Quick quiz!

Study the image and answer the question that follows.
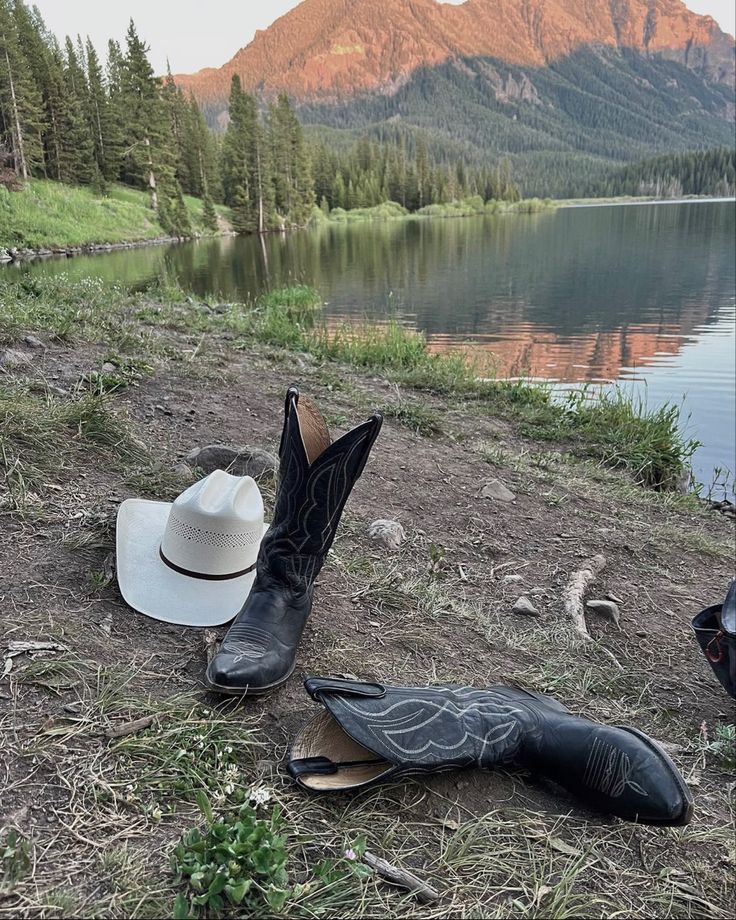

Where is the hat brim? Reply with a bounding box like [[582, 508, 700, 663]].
[[116, 499, 269, 628]]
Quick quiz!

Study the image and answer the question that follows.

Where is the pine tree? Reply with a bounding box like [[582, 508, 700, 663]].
[[119, 20, 173, 211], [201, 190, 218, 231], [59, 36, 95, 184], [85, 37, 117, 181], [0, 0, 44, 179]]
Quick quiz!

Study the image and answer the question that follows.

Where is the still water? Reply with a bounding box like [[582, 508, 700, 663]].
[[11, 200, 736, 491]]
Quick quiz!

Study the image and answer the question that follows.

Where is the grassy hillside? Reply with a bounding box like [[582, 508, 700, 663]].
[[0, 181, 230, 251]]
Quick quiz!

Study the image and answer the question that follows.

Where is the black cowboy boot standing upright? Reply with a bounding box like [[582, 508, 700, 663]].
[[206, 387, 383, 695]]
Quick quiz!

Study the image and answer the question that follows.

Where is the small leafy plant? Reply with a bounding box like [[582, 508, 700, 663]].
[[1, 830, 31, 891], [171, 795, 290, 919]]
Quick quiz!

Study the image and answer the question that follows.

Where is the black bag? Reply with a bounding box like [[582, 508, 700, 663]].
[[692, 579, 736, 699]]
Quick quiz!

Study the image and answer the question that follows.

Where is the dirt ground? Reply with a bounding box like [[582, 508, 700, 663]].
[[1, 326, 734, 919]]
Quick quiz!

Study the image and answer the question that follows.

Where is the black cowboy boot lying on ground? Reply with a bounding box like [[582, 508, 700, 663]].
[[288, 678, 693, 825], [206, 388, 383, 695]]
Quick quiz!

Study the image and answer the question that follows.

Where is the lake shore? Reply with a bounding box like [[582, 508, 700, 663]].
[[3, 181, 732, 265], [0, 277, 732, 918]]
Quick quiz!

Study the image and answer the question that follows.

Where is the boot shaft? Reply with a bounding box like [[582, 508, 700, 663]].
[[259, 387, 383, 588]]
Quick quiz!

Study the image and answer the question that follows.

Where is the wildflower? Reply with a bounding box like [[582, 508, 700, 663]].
[[344, 848, 358, 861], [250, 787, 272, 807]]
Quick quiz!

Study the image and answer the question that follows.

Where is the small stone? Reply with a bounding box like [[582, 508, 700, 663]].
[[368, 519, 406, 550], [0, 348, 32, 369], [528, 586, 547, 597], [502, 574, 523, 585], [23, 335, 44, 349], [586, 599, 621, 627], [480, 479, 516, 502], [101, 361, 117, 374], [187, 445, 279, 479], [512, 596, 539, 616], [174, 462, 196, 483]]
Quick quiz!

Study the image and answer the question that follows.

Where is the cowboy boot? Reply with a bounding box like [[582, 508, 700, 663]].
[[288, 678, 693, 825], [206, 388, 383, 695]]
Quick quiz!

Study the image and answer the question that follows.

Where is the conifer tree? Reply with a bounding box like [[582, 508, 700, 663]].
[[0, 0, 44, 178]]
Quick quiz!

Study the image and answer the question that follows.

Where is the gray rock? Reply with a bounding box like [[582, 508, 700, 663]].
[[480, 479, 516, 502], [174, 462, 196, 483], [368, 520, 406, 550], [23, 335, 44, 349], [101, 361, 118, 374], [512, 596, 539, 616], [502, 574, 523, 585], [586, 599, 621, 627], [0, 348, 32, 369], [187, 445, 279, 479]]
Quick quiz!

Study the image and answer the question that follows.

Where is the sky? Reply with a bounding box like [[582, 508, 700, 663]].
[[31, 0, 736, 75]]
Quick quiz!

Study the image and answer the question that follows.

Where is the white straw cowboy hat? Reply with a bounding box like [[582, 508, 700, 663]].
[[116, 470, 268, 627]]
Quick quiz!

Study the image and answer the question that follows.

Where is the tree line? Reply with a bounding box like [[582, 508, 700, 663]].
[[585, 148, 736, 199]]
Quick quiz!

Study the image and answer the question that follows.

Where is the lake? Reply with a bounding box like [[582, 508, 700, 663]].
[[7, 200, 735, 493]]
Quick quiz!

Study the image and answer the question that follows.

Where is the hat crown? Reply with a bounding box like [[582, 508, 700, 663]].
[[161, 470, 264, 577]]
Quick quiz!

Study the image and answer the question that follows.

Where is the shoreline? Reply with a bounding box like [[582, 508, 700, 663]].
[[2, 195, 732, 266]]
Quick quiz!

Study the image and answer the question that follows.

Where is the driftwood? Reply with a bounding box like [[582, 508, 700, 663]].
[[562, 554, 606, 641], [363, 850, 440, 903], [203, 630, 219, 666], [104, 715, 156, 740]]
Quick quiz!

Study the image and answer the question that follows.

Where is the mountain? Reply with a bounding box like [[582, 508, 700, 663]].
[[176, 0, 735, 196], [178, 0, 734, 111]]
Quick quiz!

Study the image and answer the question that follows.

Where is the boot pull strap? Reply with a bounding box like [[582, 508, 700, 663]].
[[305, 677, 386, 699], [288, 756, 385, 778]]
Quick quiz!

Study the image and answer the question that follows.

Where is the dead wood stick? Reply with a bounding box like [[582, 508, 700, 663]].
[[562, 554, 606, 641], [363, 851, 440, 903], [203, 630, 219, 667], [104, 714, 156, 740]]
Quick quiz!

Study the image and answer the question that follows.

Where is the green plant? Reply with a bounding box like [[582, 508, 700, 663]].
[[381, 402, 443, 436], [699, 722, 736, 771], [171, 797, 290, 918], [1, 830, 31, 890]]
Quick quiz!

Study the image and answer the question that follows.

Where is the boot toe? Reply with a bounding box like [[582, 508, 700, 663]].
[[574, 725, 693, 825], [206, 649, 291, 695]]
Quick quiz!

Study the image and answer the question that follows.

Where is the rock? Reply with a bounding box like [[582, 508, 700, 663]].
[[0, 348, 32, 369], [101, 361, 118, 374], [586, 599, 621, 627], [174, 462, 196, 483], [187, 445, 279, 479], [48, 385, 68, 398], [512, 596, 539, 616], [368, 520, 406, 550], [23, 335, 44, 349], [0, 248, 12, 263], [502, 574, 523, 585], [479, 479, 516, 502]]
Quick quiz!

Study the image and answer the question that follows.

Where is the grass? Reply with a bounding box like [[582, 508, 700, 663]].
[[0, 180, 229, 250], [0, 379, 147, 511]]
